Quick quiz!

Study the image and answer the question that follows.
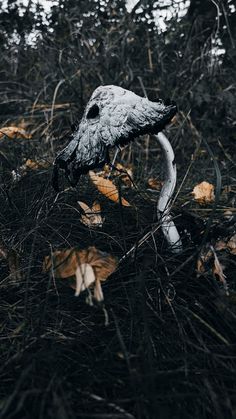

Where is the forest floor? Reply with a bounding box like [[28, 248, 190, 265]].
[[0, 113, 236, 419]]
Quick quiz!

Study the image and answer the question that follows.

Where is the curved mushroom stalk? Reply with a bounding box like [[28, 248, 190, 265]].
[[156, 132, 182, 253]]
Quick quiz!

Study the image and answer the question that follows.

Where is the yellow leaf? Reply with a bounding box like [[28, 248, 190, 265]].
[[89, 171, 131, 206], [43, 246, 118, 302], [0, 126, 32, 140], [78, 200, 104, 228], [192, 181, 215, 205]]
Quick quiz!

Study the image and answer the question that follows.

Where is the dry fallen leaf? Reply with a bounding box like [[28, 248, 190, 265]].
[[43, 246, 118, 302], [192, 181, 215, 205], [170, 115, 177, 125], [227, 234, 236, 255], [32, 103, 71, 111], [0, 241, 21, 280], [78, 200, 104, 228], [24, 159, 50, 170], [211, 246, 228, 292], [89, 171, 131, 206], [114, 163, 133, 187], [197, 245, 228, 292], [215, 240, 227, 252], [196, 247, 213, 275], [215, 234, 236, 255], [212, 250, 227, 286], [95, 163, 134, 187], [0, 126, 32, 140], [147, 178, 163, 190]]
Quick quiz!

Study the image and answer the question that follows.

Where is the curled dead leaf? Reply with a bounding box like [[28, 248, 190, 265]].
[[196, 247, 213, 275], [24, 159, 50, 170], [78, 200, 104, 228], [215, 240, 227, 252], [227, 234, 236, 255], [192, 181, 215, 205], [32, 103, 71, 111], [147, 178, 163, 190], [196, 245, 228, 292], [95, 163, 134, 187], [89, 171, 131, 206], [170, 115, 177, 125], [0, 241, 21, 280], [43, 246, 118, 302], [114, 163, 133, 187], [215, 234, 236, 256], [0, 126, 32, 140]]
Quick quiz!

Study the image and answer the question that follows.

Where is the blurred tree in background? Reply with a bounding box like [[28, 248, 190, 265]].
[[0, 3, 236, 418], [0, 0, 235, 143]]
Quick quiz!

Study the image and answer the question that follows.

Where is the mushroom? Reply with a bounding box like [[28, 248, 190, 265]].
[[53, 85, 182, 252]]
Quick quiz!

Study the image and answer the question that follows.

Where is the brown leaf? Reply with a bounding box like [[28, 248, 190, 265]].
[[8, 249, 22, 280], [227, 234, 236, 255], [212, 251, 227, 285], [114, 163, 133, 187], [215, 234, 236, 255], [95, 163, 133, 187], [192, 181, 215, 205], [215, 240, 227, 252], [196, 247, 213, 275], [24, 159, 50, 170], [196, 245, 228, 292], [78, 200, 104, 228], [32, 103, 71, 111], [43, 246, 118, 302], [89, 171, 131, 206], [170, 115, 177, 125], [0, 241, 21, 280], [0, 126, 32, 140], [147, 178, 163, 190]]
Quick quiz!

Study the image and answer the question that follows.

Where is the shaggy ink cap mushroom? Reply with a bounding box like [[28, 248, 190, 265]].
[[52, 85, 182, 253], [53, 85, 177, 186]]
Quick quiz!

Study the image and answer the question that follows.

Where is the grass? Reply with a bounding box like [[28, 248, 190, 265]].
[[0, 118, 236, 419]]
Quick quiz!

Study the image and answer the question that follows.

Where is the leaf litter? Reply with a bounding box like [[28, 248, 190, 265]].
[[89, 170, 131, 206], [78, 200, 104, 228], [192, 181, 215, 204], [43, 246, 118, 302]]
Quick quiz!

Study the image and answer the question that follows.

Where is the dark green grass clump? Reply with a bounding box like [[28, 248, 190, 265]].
[[0, 131, 236, 419]]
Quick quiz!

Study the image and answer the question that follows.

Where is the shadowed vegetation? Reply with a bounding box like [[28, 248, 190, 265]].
[[0, 1, 236, 418]]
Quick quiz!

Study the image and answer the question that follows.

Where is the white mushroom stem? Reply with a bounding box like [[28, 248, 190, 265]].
[[155, 132, 182, 253]]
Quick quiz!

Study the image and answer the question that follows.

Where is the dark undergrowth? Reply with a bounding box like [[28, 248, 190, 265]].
[[0, 116, 236, 419]]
